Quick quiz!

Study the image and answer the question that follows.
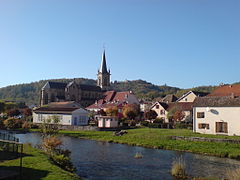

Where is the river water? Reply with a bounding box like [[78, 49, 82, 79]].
[[12, 132, 240, 180]]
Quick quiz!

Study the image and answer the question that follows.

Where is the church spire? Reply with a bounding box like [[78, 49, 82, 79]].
[[97, 50, 111, 90], [100, 50, 108, 74]]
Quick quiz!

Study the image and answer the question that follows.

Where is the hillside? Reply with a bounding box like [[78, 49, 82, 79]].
[[0, 78, 217, 105]]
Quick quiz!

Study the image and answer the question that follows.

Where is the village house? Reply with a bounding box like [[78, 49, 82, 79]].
[[96, 115, 119, 128], [151, 101, 193, 123], [177, 91, 209, 103], [33, 101, 89, 126], [193, 96, 240, 136], [208, 84, 240, 97], [86, 90, 139, 113], [139, 99, 153, 112]]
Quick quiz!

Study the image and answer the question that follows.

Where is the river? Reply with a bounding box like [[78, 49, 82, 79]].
[[12, 132, 240, 180]]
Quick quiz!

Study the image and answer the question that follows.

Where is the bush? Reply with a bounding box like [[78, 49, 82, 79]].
[[141, 121, 149, 127], [171, 156, 187, 178], [51, 153, 75, 172], [3, 118, 23, 129], [22, 121, 32, 129], [42, 136, 62, 153], [175, 122, 193, 129], [153, 118, 164, 124], [148, 123, 161, 128]]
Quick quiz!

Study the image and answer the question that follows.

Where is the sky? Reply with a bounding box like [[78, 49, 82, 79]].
[[0, 0, 239, 89]]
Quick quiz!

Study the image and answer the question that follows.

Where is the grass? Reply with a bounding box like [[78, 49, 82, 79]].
[[42, 128, 240, 160], [0, 145, 81, 180]]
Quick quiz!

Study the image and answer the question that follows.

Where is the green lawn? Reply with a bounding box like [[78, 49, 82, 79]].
[[54, 128, 240, 160], [0, 145, 81, 180]]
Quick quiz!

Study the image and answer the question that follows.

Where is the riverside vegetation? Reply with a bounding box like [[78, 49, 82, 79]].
[[0, 144, 80, 180], [46, 128, 240, 160]]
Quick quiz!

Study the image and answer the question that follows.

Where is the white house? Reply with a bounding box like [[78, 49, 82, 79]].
[[151, 101, 193, 123], [96, 115, 118, 128], [193, 96, 240, 136], [177, 91, 208, 103], [33, 101, 89, 126]]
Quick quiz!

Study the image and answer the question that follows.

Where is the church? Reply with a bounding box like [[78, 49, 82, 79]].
[[40, 50, 111, 107]]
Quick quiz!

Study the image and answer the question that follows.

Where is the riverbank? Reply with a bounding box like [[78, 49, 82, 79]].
[[0, 144, 81, 180], [54, 128, 240, 160]]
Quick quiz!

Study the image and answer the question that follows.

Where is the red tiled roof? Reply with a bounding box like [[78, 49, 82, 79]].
[[87, 91, 134, 110], [208, 84, 240, 97]]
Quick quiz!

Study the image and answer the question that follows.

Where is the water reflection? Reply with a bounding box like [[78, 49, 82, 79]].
[[13, 132, 240, 180]]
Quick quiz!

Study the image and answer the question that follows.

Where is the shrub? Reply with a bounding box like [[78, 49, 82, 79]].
[[153, 118, 164, 124], [3, 118, 22, 129], [22, 121, 32, 129], [42, 136, 62, 153], [171, 156, 187, 178], [141, 121, 149, 127], [51, 153, 75, 172], [148, 123, 161, 128]]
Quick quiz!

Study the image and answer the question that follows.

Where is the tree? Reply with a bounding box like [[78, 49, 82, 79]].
[[40, 115, 60, 136], [98, 109, 107, 116], [144, 110, 158, 120], [123, 104, 140, 120], [7, 109, 21, 117], [23, 108, 32, 117], [0, 101, 5, 113], [105, 106, 118, 116], [167, 107, 185, 122]]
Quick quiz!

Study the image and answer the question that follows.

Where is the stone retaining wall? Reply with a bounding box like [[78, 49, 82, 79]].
[[171, 136, 240, 144]]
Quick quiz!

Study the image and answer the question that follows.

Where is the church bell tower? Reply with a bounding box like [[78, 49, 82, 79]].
[[97, 50, 111, 90]]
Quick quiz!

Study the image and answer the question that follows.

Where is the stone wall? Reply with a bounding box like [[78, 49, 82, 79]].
[[171, 136, 240, 144]]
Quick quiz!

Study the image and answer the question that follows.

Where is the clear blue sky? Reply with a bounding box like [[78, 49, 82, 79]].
[[0, 0, 239, 89]]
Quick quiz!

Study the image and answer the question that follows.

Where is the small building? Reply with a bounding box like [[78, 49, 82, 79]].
[[139, 100, 153, 112], [151, 101, 193, 123], [33, 101, 89, 126], [193, 96, 240, 136], [87, 90, 139, 112], [177, 91, 209, 103], [96, 115, 118, 128]]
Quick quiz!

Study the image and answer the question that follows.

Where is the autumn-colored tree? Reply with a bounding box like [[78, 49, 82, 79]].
[[7, 109, 21, 117], [105, 106, 118, 116], [23, 108, 32, 117], [123, 104, 140, 120], [144, 110, 158, 120], [167, 107, 185, 122], [98, 109, 107, 116]]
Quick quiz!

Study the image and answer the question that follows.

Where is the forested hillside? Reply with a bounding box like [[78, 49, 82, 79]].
[[0, 78, 218, 105]]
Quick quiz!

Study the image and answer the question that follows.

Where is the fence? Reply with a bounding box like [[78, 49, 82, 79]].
[[0, 131, 23, 179]]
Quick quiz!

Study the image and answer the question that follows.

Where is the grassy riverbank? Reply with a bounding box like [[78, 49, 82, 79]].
[[55, 128, 240, 160], [0, 145, 81, 180]]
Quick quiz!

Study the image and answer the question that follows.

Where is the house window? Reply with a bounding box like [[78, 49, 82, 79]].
[[216, 122, 228, 133], [156, 105, 160, 109], [197, 112, 205, 118], [185, 98, 188, 102], [198, 123, 209, 129], [160, 110, 165, 115]]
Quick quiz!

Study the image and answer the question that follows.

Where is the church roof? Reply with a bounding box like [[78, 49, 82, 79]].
[[99, 50, 109, 74], [46, 82, 67, 89], [78, 84, 102, 92]]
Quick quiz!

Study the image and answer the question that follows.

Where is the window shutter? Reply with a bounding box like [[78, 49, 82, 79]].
[[224, 122, 228, 133], [198, 123, 201, 129], [216, 122, 219, 133]]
